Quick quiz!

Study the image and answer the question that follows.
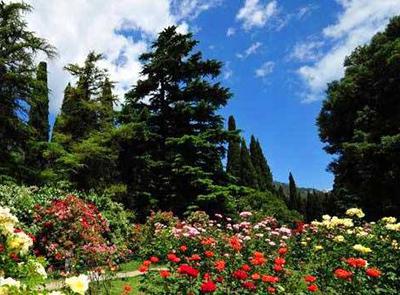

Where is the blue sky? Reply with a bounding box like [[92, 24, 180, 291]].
[[22, 0, 400, 190], [191, 1, 340, 190]]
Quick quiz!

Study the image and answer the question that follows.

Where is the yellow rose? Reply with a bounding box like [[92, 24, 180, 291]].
[[385, 223, 400, 232], [65, 274, 89, 295], [346, 208, 365, 218], [353, 244, 372, 254], [334, 235, 345, 242], [314, 245, 323, 251], [381, 217, 397, 224]]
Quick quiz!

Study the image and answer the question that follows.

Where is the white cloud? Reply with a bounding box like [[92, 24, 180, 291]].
[[255, 61, 274, 78], [236, 0, 278, 30], [223, 61, 233, 80], [297, 0, 400, 103], [226, 27, 236, 36], [236, 41, 262, 59], [12, 0, 220, 114], [290, 41, 324, 62]]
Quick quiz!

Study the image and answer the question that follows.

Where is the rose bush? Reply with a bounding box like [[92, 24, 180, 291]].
[[33, 195, 127, 274]]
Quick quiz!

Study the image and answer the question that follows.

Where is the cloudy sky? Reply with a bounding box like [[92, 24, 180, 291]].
[[17, 0, 400, 189]]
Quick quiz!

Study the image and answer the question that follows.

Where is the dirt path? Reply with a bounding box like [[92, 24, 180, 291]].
[[45, 268, 164, 291]]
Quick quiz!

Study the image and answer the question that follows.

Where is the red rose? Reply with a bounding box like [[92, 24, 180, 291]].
[[366, 267, 382, 278], [178, 264, 199, 278], [304, 275, 317, 283], [346, 257, 367, 268], [307, 284, 318, 292], [262, 275, 279, 283], [167, 253, 181, 263], [278, 247, 288, 256], [243, 281, 256, 290], [215, 260, 225, 272], [143, 260, 151, 267], [334, 268, 353, 280], [233, 270, 248, 280], [241, 264, 251, 272], [138, 265, 148, 273], [205, 251, 214, 258], [200, 281, 217, 293], [189, 254, 201, 261], [267, 286, 276, 294], [150, 256, 159, 263], [251, 273, 261, 280], [160, 270, 171, 278], [274, 257, 285, 265], [273, 264, 283, 272], [180, 245, 188, 252]]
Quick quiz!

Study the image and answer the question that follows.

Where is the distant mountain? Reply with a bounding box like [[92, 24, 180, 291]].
[[274, 181, 328, 198]]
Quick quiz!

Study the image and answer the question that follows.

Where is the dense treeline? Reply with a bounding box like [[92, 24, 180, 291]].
[[0, 2, 302, 222], [317, 16, 400, 219], [1, 2, 398, 221]]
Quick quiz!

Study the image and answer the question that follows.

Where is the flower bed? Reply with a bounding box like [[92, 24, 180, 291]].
[[137, 209, 400, 294]]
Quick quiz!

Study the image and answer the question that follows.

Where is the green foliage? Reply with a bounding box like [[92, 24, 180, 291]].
[[121, 26, 232, 216], [236, 187, 302, 223], [0, 1, 55, 182], [317, 16, 400, 219], [226, 115, 241, 180], [239, 138, 258, 189], [250, 135, 273, 191]]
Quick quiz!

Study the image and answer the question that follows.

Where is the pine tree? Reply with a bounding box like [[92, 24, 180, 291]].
[[122, 26, 232, 214], [250, 135, 273, 191], [239, 138, 258, 189], [0, 2, 55, 182], [226, 116, 241, 179], [288, 172, 297, 210], [50, 53, 117, 189]]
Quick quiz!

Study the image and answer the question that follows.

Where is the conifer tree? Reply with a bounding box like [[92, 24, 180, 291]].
[[29, 62, 50, 142], [226, 116, 241, 179], [50, 52, 117, 189], [26, 62, 51, 183], [0, 1, 55, 182], [239, 138, 258, 189], [122, 26, 232, 214], [288, 172, 297, 210], [250, 135, 273, 191]]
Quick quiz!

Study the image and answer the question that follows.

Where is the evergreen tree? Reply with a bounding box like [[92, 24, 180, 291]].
[[50, 53, 117, 189], [98, 78, 115, 128], [29, 62, 49, 142], [0, 1, 54, 182], [26, 62, 50, 183], [250, 135, 273, 191], [226, 115, 241, 179], [122, 26, 232, 215], [317, 16, 400, 218], [239, 138, 258, 189], [288, 172, 297, 210]]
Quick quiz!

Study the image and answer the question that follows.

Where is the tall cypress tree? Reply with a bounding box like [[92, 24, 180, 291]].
[[29, 62, 50, 142], [122, 26, 232, 214], [239, 138, 258, 189], [288, 172, 297, 210], [0, 2, 55, 182], [98, 78, 115, 128], [250, 135, 273, 191], [226, 115, 241, 179]]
